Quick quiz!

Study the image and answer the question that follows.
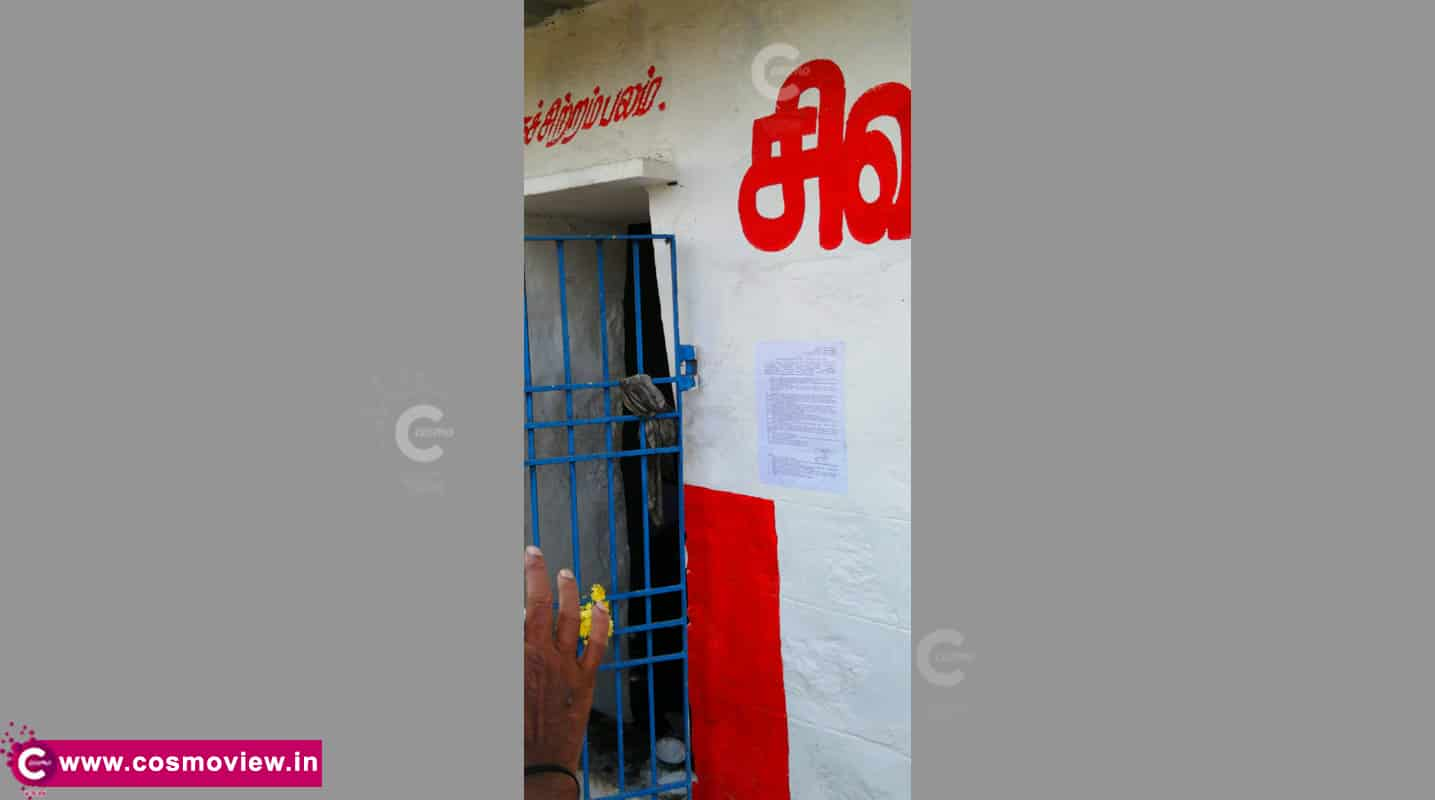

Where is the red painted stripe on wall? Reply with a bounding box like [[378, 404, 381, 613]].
[[685, 485, 791, 800]]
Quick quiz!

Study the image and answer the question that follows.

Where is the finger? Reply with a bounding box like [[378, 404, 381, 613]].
[[554, 568, 581, 655], [523, 546, 552, 644], [581, 601, 610, 672]]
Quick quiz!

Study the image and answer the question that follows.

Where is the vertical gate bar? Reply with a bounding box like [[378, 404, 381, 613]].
[[598, 240, 626, 793], [553, 239, 588, 787], [523, 272, 540, 550], [632, 241, 658, 788], [668, 236, 693, 785], [556, 241, 582, 594], [554, 241, 591, 794]]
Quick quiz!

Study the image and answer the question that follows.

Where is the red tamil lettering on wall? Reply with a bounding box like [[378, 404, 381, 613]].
[[738, 59, 911, 251], [524, 65, 667, 149]]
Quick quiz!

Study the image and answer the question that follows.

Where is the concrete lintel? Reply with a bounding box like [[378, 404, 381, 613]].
[[523, 158, 678, 198]]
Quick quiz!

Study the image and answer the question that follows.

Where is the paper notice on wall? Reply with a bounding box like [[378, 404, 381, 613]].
[[756, 340, 847, 494]]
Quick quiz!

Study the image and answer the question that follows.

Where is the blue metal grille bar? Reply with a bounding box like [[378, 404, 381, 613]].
[[600, 652, 687, 673], [555, 240, 594, 796], [527, 377, 680, 393], [614, 618, 685, 636], [669, 232, 695, 786], [526, 234, 675, 242], [632, 238, 660, 791], [606, 584, 683, 602], [525, 233, 692, 800], [597, 779, 693, 800], [596, 239, 625, 795], [525, 446, 680, 468], [524, 268, 541, 552], [526, 412, 679, 431]]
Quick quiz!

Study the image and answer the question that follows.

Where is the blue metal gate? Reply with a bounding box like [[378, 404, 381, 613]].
[[524, 234, 696, 799]]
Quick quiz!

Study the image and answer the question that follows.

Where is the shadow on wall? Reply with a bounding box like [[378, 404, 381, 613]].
[[524, 0, 600, 27]]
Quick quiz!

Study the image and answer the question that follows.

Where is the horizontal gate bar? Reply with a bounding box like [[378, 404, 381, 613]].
[[525, 445, 679, 467], [538, 585, 682, 614], [526, 376, 679, 394], [607, 584, 683, 602], [599, 651, 686, 672], [525, 234, 674, 242], [614, 617, 686, 637], [542, 606, 686, 629], [525, 411, 679, 430], [593, 779, 693, 800]]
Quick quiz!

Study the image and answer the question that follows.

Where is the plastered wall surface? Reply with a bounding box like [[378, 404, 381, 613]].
[[527, 0, 911, 795]]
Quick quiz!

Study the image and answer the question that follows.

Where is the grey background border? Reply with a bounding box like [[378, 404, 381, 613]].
[[917, 1, 1435, 797], [1, 3, 520, 797], [6, 1, 1435, 798]]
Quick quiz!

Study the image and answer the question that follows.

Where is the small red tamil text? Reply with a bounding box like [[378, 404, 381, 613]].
[[524, 66, 666, 149]]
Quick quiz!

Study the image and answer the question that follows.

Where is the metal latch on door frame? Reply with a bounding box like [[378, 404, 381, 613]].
[[675, 344, 699, 392]]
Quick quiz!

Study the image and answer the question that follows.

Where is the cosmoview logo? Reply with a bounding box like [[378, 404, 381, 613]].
[[15, 743, 55, 785], [917, 628, 973, 688], [395, 404, 453, 464], [750, 42, 803, 100], [5, 726, 323, 792], [361, 372, 451, 496]]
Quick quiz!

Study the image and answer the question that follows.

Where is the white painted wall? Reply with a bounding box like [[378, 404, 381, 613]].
[[527, 1, 911, 795]]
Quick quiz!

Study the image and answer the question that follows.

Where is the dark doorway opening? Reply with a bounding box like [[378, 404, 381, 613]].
[[620, 221, 686, 749]]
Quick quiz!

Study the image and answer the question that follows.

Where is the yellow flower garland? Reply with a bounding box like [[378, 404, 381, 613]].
[[579, 584, 615, 643]]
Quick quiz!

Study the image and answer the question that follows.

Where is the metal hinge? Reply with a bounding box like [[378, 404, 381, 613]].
[[675, 344, 699, 392]]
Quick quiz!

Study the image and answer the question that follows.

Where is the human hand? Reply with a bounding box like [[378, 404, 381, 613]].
[[524, 546, 610, 799]]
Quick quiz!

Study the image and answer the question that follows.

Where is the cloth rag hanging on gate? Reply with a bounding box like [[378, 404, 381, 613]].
[[618, 374, 676, 527]]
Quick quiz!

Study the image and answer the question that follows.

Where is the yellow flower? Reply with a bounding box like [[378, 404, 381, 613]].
[[579, 584, 614, 643]]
